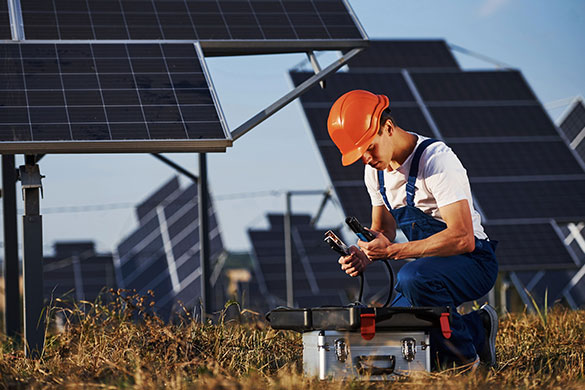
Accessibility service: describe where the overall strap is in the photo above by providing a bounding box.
[405,138,440,207]
[377,170,392,211]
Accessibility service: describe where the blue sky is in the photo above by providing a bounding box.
[2,0,584,256]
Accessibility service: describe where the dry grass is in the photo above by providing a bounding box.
[1,290,584,390]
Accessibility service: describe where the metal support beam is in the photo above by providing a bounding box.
[230,47,364,142]
[19,155,45,358]
[284,192,293,307]
[8,0,25,40]
[306,51,325,89]
[152,153,198,183]
[2,154,20,338]
[282,189,330,307]
[310,189,331,226]
[198,153,211,320]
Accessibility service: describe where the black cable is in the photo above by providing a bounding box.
[356,259,394,307]
[357,273,364,303]
[382,259,394,307]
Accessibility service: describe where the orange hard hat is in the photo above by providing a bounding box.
[327,90,390,166]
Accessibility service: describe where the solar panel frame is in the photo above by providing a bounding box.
[0,40,232,154]
[18,0,368,55]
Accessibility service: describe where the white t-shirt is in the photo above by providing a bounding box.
[364,134,487,240]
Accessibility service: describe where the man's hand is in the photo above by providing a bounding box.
[338,246,372,277]
[357,229,394,260]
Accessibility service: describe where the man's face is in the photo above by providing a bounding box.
[360,121,393,170]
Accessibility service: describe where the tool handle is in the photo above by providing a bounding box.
[356,355,396,376]
[346,216,376,242]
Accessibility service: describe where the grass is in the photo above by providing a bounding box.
[1,290,584,389]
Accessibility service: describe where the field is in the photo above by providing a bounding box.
[1,290,584,390]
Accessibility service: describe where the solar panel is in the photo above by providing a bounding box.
[0,1,10,39]
[560,99,585,141]
[136,176,181,225]
[291,71,416,104]
[19,0,367,55]
[44,242,117,303]
[559,99,585,163]
[483,224,578,271]
[473,180,585,222]
[410,71,537,102]
[450,141,584,177]
[115,176,224,319]
[429,105,558,138]
[345,40,460,70]
[0,42,230,154]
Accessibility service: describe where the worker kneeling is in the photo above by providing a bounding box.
[328,90,499,370]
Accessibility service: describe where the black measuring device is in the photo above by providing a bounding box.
[345,216,376,242]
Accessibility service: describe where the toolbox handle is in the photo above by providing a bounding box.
[356,355,396,376]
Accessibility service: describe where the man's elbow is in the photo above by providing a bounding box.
[457,234,475,253]
[456,234,475,254]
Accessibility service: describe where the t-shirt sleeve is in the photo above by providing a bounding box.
[364,166,385,207]
[422,149,471,208]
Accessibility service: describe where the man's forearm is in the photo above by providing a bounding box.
[387,228,475,260]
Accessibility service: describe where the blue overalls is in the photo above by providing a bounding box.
[377,138,498,366]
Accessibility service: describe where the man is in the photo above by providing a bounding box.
[328,89,499,370]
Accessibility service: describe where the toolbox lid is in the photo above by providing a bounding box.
[266,306,451,332]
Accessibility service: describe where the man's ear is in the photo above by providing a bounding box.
[384,119,393,134]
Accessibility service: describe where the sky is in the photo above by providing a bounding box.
[1,0,584,257]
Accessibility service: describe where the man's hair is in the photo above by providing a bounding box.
[378,108,395,134]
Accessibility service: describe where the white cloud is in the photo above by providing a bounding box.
[478,0,510,17]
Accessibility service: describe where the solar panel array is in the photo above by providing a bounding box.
[291,40,584,298]
[0,42,230,154]
[19,0,366,55]
[2,0,367,153]
[44,242,117,303]
[559,98,585,164]
[115,176,224,319]
[248,213,400,308]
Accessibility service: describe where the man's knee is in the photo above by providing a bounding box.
[396,261,429,292]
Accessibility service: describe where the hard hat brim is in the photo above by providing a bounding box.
[340,131,377,166]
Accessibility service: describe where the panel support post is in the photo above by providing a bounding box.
[284,192,293,307]
[198,153,211,321]
[19,155,45,358]
[2,154,20,338]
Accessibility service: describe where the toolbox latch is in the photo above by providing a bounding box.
[360,313,376,340]
[440,312,451,339]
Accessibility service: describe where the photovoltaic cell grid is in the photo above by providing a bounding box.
[0,1,10,39]
[291,40,585,272]
[559,99,585,163]
[0,42,229,154]
[406,70,585,222]
[115,177,224,319]
[344,40,460,70]
[43,242,117,304]
[19,0,366,55]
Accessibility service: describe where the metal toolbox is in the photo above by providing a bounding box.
[303,329,429,380]
[267,306,451,380]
